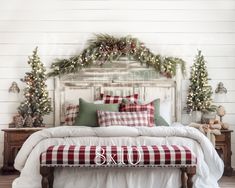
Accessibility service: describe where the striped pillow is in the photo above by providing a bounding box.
[100,94,138,104]
[97,111,149,127]
[120,102,155,127]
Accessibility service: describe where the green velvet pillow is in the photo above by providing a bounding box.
[75,98,119,127]
[155,115,169,126]
[152,99,169,126]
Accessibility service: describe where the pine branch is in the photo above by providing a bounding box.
[48,34,186,78]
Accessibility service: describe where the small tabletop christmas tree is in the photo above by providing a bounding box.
[186,50,213,112]
[18,47,52,127]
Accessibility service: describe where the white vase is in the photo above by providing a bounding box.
[181,108,192,125]
[192,111,202,123]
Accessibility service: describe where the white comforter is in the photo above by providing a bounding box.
[13,126,223,188]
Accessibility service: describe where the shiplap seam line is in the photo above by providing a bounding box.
[1,20,235,22]
[1,43,235,46]
[0,31,235,34]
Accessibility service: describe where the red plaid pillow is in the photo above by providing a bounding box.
[120,102,155,127]
[100,94,138,104]
[64,104,79,125]
[97,111,149,127]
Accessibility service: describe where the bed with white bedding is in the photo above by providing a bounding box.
[13,64,223,188]
[13,125,223,188]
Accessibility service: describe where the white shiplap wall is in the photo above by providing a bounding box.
[0,0,235,168]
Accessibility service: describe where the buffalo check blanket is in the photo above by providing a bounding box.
[40,145,197,168]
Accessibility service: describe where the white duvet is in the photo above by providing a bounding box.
[13,126,223,188]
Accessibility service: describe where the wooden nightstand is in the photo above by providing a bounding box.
[1,128,43,174]
[215,129,233,176]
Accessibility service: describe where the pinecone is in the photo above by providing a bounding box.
[24,115,34,127]
[13,114,25,128]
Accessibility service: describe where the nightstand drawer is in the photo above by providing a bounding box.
[215,134,225,142]
[7,133,30,143]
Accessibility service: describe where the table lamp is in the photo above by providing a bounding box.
[214,82,227,122]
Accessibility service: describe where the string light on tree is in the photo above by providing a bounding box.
[186,50,213,112]
[18,47,52,127]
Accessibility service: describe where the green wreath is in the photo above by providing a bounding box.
[48,34,186,78]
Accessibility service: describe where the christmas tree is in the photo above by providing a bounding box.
[18,47,52,127]
[186,50,213,112]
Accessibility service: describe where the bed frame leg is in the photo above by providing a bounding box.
[181,166,196,188]
[40,166,54,188]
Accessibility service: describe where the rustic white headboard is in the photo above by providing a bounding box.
[53,63,182,126]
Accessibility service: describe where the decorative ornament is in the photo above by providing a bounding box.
[48,34,186,78]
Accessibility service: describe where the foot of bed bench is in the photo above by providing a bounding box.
[181,166,196,188]
[40,167,54,188]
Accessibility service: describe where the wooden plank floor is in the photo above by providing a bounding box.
[0,175,234,188]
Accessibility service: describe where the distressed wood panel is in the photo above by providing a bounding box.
[223,115,235,127]
[1,10,235,21]
[1,33,235,45]
[0,102,20,113]
[0,21,234,33]
[1,0,235,10]
[0,56,69,68]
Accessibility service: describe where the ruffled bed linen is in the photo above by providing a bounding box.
[13,126,223,188]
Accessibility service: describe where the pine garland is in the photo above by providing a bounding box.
[48,34,186,78]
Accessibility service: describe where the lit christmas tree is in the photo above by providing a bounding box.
[18,47,52,127]
[186,50,213,112]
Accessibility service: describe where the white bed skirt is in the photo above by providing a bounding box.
[13,168,182,188]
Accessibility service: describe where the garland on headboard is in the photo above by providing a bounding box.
[48,34,185,78]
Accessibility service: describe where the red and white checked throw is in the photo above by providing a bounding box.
[100,94,138,104]
[120,102,155,127]
[40,145,197,168]
[97,110,149,127]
